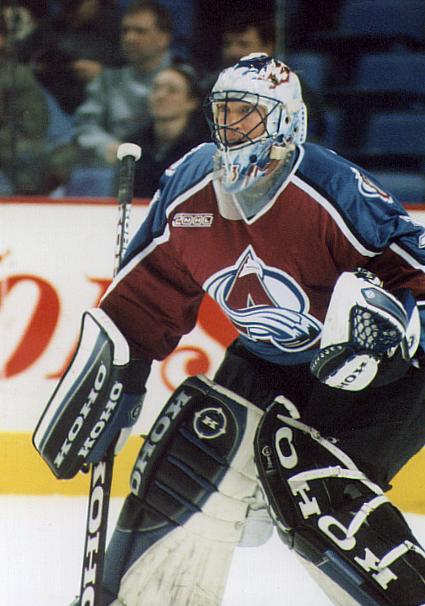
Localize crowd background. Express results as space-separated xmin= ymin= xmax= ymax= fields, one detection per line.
xmin=0 ymin=0 xmax=424 ymax=202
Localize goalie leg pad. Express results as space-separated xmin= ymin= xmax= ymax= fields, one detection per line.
xmin=102 ymin=374 xmax=263 ymax=605
xmin=254 ymin=401 xmax=425 ymax=605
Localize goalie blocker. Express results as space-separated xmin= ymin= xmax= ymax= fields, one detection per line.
xmin=33 ymin=309 xmax=150 ymax=479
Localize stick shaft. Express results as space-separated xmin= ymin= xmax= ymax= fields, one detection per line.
xmin=78 ymin=150 xmax=139 ymax=605
xmin=113 ymin=156 xmax=136 ymax=276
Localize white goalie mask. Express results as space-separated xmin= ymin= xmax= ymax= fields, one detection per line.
xmin=205 ymin=53 xmax=307 ymax=194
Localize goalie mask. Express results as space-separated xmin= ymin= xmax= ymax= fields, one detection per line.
xmin=205 ymin=53 xmax=307 ymax=195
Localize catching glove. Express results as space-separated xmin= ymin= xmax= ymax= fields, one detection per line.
xmin=310 ymin=269 xmax=420 ymax=391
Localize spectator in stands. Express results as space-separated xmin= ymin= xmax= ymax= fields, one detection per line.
xmin=131 ymin=63 xmax=209 ymax=198
xmin=221 ymin=18 xmax=275 ymax=68
xmin=17 ymin=0 xmax=122 ymax=114
xmin=2 ymin=3 xmax=38 ymax=43
xmin=0 ymin=6 xmax=81 ymax=196
xmin=74 ymin=0 xmax=174 ymax=167
xmin=0 ymin=9 xmax=49 ymax=195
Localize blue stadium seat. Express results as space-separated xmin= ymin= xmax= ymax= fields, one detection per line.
xmin=286 ymin=52 xmax=330 ymax=92
xmin=0 ymin=171 xmax=14 ymax=195
xmin=159 ymin=0 xmax=195 ymax=59
xmin=65 ymin=167 xmax=117 ymax=197
xmin=336 ymin=0 xmax=425 ymax=44
xmin=364 ymin=112 xmax=425 ymax=158
xmin=354 ymin=52 xmax=425 ymax=96
xmin=321 ymin=108 xmax=346 ymax=150
xmin=41 ymin=87 xmax=75 ymax=149
xmin=371 ymin=170 xmax=425 ymax=204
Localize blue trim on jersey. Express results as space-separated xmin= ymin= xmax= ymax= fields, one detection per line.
xmin=113 ymin=139 xmax=425 ymax=364
xmin=299 ymin=143 xmax=425 ymax=267
xmin=298 ymin=144 xmax=398 ymax=252
xmin=123 ymin=143 xmax=216 ymax=267
xmin=239 ymin=335 xmax=316 ymax=365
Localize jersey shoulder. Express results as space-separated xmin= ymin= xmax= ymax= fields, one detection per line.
xmin=294 ymin=142 xmax=410 ymax=250
xmin=125 ymin=142 xmax=215 ymax=255
xmin=157 ymin=142 xmax=216 ymax=208
xmin=297 ymin=142 xmax=397 ymax=210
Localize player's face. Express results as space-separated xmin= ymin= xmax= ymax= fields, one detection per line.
xmin=214 ymin=100 xmax=267 ymax=147
xmin=149 ymin=69 xmax=197 ymax=120
xmin=121 ymin=10 xmax=170 ymax=66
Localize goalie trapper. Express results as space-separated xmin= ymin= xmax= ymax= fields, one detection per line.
xmin=310 ymin=269 xmax=420 ymax=391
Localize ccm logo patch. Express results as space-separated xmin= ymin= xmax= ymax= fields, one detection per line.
xmin=172 ymin=213 xmax=214 ymax=227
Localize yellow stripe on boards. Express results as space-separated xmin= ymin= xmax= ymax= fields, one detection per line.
xmin=1 ymin=432 xmax=425 ymax=514
xmin=388 ymin=449 xmax=425 ymax=514
xmin=0 ymin=432 xmax=143 ymax=497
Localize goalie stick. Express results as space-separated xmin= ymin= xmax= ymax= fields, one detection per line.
xmin=78 ymin=142 xmax=142 ymax=606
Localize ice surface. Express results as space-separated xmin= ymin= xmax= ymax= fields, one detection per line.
xmin=2 ymin=495 xmax=425 ymax=605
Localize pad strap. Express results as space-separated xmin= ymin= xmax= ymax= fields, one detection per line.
xmin=255 ymin=401 xmax=425 ymax=605
xmin=102 ymin=375 xmax=263 ymax=603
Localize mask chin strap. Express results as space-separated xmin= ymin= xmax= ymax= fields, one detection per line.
xmin=270 ymin=143 xmax=295 ymax=161
xmin=264 ymin=97 xmax=307 ymax=162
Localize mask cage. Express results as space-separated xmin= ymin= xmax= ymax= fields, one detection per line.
xmin=204 ymin=90 xmax=283 ymax=151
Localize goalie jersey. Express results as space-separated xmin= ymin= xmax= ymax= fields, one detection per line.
xmin=100 ymin=141 xmax=425 ymax=366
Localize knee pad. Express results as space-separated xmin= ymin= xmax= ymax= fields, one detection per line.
xmin=254 ymin=400 xmax=425 ymax=606
xmin=103 ymin=374 xmax=263 ymax=604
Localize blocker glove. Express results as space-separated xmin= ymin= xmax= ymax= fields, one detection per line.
xmin=33 ymin=309 xmax=151 ymax=479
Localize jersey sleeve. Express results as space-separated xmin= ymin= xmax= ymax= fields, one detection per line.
xmin=99 ymin=190 xmax=204 ymax=361
xmin=326 ymin=161 xmax=425 ymax=349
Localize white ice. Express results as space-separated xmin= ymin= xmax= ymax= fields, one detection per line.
xmin=2 ymin=495 xmax=425 ymax=605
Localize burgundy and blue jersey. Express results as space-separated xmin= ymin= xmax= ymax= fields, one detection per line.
xmin=100 ymin=141 xmax=425 ymax=365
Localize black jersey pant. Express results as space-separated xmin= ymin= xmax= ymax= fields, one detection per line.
xmin=214 ymin=339 xmax=425 ymax=490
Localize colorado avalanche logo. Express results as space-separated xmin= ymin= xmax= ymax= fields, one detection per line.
xmin=351 ymin=167 xmax=394 ymax=204
xmin=204 ymin=246 xmax=322 ymax=352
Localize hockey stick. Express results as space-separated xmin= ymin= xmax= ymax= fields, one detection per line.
xmin=78 ymin=143 xmax=142 ymax=606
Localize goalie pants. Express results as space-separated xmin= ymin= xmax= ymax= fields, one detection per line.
xmin=214 ymin=339 xmax=425 ymax=490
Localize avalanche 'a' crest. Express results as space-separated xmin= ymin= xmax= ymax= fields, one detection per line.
xmin=204 ymin=245 xmax=322 ymax=352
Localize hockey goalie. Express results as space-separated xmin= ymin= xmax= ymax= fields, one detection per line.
xmin=34 ymin=54 xmax=425 ymax=605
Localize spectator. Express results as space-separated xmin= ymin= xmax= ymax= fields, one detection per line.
xmin=131 ymin=63 xmax=209 ymax=198
xmin=17 ymin=0 xmax=122 ymax=114
xmin=193 ymin=1 xmax=275 ymax=70
xmin=2 ymin=3 xmax=38 ymax=42
xmin=221 ymin=17 xmax=275 ymax=68
xmin=74 ymin=0 xmax=174 ymax=167
xmin=0 ymin=9 xmax=49 ymax=195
